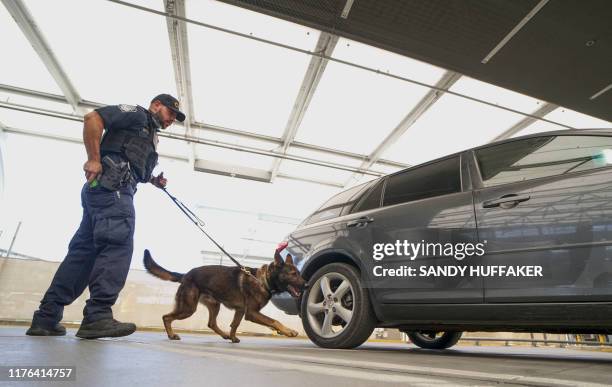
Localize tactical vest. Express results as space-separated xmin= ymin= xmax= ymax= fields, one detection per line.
xmin=99 ymin=127 xmax=158 ymax=183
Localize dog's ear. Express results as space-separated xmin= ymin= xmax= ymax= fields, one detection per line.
xmin=285 ymin=254 xmax=294 ymax=265
xmin=274 ymin=250 xmax=284 ymax=266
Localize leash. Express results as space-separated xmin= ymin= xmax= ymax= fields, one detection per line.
xmin=160 ymin=187 xmax=255 ymax=278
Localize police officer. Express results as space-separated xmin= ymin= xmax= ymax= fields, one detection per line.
xmin=26 ymin=94 xmax=185 ymax=339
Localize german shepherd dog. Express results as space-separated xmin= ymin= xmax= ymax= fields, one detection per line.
xmin=143 ymin=249 xmax=306 ymax=343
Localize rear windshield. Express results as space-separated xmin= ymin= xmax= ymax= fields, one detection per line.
xmin=302 ymin=182 xmax=371 ymax=225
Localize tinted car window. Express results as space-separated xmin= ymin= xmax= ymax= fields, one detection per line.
xmin=476 ymin=135 xmax=612 ymax=187
xmin=383 ymin=156 xmax=461 ymax=207
xmin=304 ymin=182 xmax=370 ymax=225
xmin=352 ymin=178 xmax=384 ymax=213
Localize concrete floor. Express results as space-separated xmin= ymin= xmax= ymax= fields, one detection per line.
xmin=1 ymin=326 xmax=611 ymax=387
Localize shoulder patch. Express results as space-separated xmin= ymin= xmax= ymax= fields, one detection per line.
xmin=118 ymin=104 xmax=137 ymax=112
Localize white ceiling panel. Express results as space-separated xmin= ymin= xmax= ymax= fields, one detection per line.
xmin=287 ymin=146 xmax=363 ymax=168
xmin=294 ymin=60 xmax=434 ymax=155
xmin=541 ymin=107 xmax=612 ymax=129
xmin=450 ymin=76 xmax=544 ymax=117
xmin=277 ymin=159 xmax=353 ymax=184
xmin=194 ymin=143 xmax=273 ymax=171
xmin=332 ymin=38 xmax=446 ymax=85
xmin=156 ymin=135 xmax=190 ymax=160
xmin=26 ymin=0 xmax=176 ymax=106
xmin=0 ymin=3 xmax=60 ymax=94
xmin=515 ymin=107 xmax=612 ymax=137
xmin=186 ymin=0 xmax=318 ymax=51
xmin=196 ymin=129 xmax=279 ymax=152
xmin=0 ymin=91 xmax=75 ymax=114
xmin=187 ymin=1 xmax=316 ymax=138
xmin=382 ymin=93 xmax=524 ymax=165
xmin=0 ymin=108 xmax=82 ymax=140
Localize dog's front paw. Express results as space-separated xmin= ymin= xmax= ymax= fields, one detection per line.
xmin=283 ymin=329 xmax=299 ymax=337
xmin=230 ymin=337 xmax=240 ymax=343
xmin=168 ymin=334 xmax=181 ymax=340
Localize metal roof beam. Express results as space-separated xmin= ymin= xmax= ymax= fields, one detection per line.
xmin=164 ymin=0 xmax=196 ymax=168
xmin=491 ymin=102 xmax=559 ymax=142
xmin=1 ymin=0 xmax=84 ymax=114
xmin=0 ymin=102 xmax=386 ymax=176
xmin=0 ymin=84 xmax=408 ymax=169
xmin=344 ymin=71 xmax=461 ymax=186
xmin=0 ymin=84 xmax=102 ymax=109
xmin=269 ymin=32 xmax=338 ymax=182
xmin=194 ymin=159 xmax=342 ymax=187
xmin=2 ymin=125 xmax=343 ymax=188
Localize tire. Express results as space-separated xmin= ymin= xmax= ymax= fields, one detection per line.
xmin=301 ymin=263 xmax=376 ymax=349
xmin=406 ymin=331 xmax=463 ymax=349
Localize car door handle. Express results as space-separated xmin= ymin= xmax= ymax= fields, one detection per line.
xmin=482 ymin=194 xmax=531 ymax=209
xmin=346 ymin=216 xmax=374 ymax=228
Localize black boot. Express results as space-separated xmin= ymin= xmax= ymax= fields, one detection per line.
xmin=76 ymin=319 xmax=136 ymax=339
xmin=26 ymin=323 xmax=67 ymax=336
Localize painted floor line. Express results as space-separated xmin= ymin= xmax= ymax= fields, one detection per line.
xmin=96 ymin=339 xmax=452 ymax=386
xmin=166 ymin=342 xmax=607 ymax=387
xmin=105 ymin=338 xmax=606 ymax=387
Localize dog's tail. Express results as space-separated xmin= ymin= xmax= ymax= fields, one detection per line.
xmin=143 ymin=249 xmax=184 ymax=283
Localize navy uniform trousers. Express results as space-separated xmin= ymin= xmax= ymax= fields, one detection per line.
xmin=32 ymin=182 xmax=136 ymax=328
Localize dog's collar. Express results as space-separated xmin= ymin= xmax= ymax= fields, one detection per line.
xmin=259 ymin=264 xmax=282 ymax=295
xmin=259 ymin=264 xmax=272 ymax=295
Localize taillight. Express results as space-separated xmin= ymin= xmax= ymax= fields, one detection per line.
xmin=276 ymin=240 xmax=289 ymax=252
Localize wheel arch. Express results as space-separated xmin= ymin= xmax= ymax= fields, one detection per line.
xmin=301 ymin=249 xmax=363 ymax=280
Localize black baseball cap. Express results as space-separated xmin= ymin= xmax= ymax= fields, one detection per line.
xmin=151 ymin=94 xmax=186 ymax=122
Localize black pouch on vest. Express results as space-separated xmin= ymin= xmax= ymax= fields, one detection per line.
xmin=124 ymin=137 xmax=155 ymax=182
xmin=98 ymin=155 xmax=129 ymax=191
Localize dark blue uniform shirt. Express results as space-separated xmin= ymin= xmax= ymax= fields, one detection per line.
xmin=95 ymin=104 xmax=160 ymax=134
xmin=94 ymin=104 xmax=160 ymax=186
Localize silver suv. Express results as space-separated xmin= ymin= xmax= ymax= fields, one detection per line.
xmin=272 ymin=129 xmax=612 ymax=349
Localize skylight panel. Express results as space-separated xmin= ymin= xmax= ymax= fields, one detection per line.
xmin=187 ymin=0 xmax=317 ymax=138
xmin=187 ymin=0 xmax=319 ymax=51
xmin=188 ymin=26 xmax=312 ymax=138
xmin=515 ymin=107 xmax=612 ymax=137
xmin=277 ymin=159 xmax=353 ymax=184
xmin=382 ymin=93 xmax=524 ymax=165
xmin=26 ymin=0 xmax=176 ymax=106
xmin=0 ymin=91 xmax=75 ymax=114
xmin=294 ymin=61 xmax=434 ymax=155
xmin=450 ymin=76 xmax=544 ymax=116
xmin=194 ymin=143 xmax=273 ymax=171
xmin=0 ymin=108 xmax=82 ymax=140
xmin=332 ymin=38 xmax=446 ymax=85
xmin=0 ymin=4 xmax=61 ymax=93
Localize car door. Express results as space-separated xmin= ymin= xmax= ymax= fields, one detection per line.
xmin=367 ymin=154 xmax=482 ymax=304
xmin=472 ymin=134 xmax=612 ymax=303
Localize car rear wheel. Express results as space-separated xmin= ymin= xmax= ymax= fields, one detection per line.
xmin=301 ymin=263 xmax=376 ymax=349
xmin=406 ymin=331 xmax=462 ymax=349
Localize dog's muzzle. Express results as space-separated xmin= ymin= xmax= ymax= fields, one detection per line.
xmin=287 ymin=284 xmax=303 ymax=298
